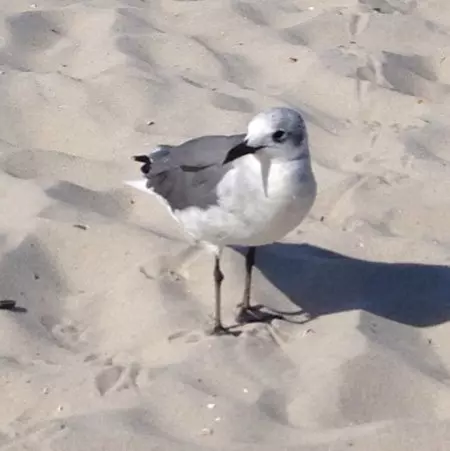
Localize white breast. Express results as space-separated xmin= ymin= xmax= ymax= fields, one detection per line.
xmin=175 ymin=154 xmax=316 ymax=247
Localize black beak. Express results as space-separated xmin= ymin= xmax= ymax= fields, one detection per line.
xmin=133 ymin=155 xmax=151 ymax=175
xmin=223 ymin=141 xmax=262 ymax=165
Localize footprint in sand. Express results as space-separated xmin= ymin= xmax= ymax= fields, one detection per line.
xmin=94 ymin=362 xmax=141 ymax=396
xmin=40 ymin=315 xmax=85 ymax=351
xmin=95 ymin=366 xmax=124 ymax=396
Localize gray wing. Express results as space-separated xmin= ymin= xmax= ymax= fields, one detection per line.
xmin=134 ymin=134 xmax=245 ymax=211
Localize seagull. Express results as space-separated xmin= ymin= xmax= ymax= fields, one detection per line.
xmin=126 ymin=107 xmax=317 ymax=335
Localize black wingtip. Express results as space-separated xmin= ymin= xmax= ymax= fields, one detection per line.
xmin=133 ymin=155 xmax=151 ymax=175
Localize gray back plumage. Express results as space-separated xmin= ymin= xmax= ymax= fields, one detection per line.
xmin=137 ymin=134 xmax=245 ymax=211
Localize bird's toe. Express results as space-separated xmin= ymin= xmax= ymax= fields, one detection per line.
xmin=206 ymin=324 xmax=240 ymax=337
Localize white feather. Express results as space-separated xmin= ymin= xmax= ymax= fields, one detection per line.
xmin=124 ymin=179 xmax=149 ymax=194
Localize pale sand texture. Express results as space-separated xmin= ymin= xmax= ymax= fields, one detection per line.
xmin=2 ymin=0 xmax=450 ymax=449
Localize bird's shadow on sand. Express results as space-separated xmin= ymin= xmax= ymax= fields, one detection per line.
xmin=234 ymin=243 xmax=450 ymax=328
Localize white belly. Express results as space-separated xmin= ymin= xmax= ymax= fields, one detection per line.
xmin=175 ymin=155 xmax=317 ymax=247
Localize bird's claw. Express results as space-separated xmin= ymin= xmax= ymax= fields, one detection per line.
xmin=206 ymin=324 xmax=240 ymax=337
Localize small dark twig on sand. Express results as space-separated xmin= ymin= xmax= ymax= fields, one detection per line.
xmin=0 ymin=300 xmax=27 ymax=313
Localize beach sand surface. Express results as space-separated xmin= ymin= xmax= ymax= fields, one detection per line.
xmin=2 ymin=0 xmax=450 ymax=449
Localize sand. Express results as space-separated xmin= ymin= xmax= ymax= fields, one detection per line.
xmin=1 ymin=0 xmax=450 ymax=449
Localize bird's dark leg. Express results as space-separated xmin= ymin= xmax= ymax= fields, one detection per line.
xmin=236 ymin=246 xmax=283 ymax=324
xmin=210 ymin=254 xmax=228 ymax=335
xmin=242 ymin=246 xmax=256 ymax=311
xmin=236 ymin=247 xmax=257 ymax=323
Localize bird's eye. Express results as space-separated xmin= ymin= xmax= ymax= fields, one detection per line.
xmin=272 ymin=130 xmax=286 ymax=143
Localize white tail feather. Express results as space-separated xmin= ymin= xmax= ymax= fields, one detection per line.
xmin=124 ymin=179 xmax=149 ymax=194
